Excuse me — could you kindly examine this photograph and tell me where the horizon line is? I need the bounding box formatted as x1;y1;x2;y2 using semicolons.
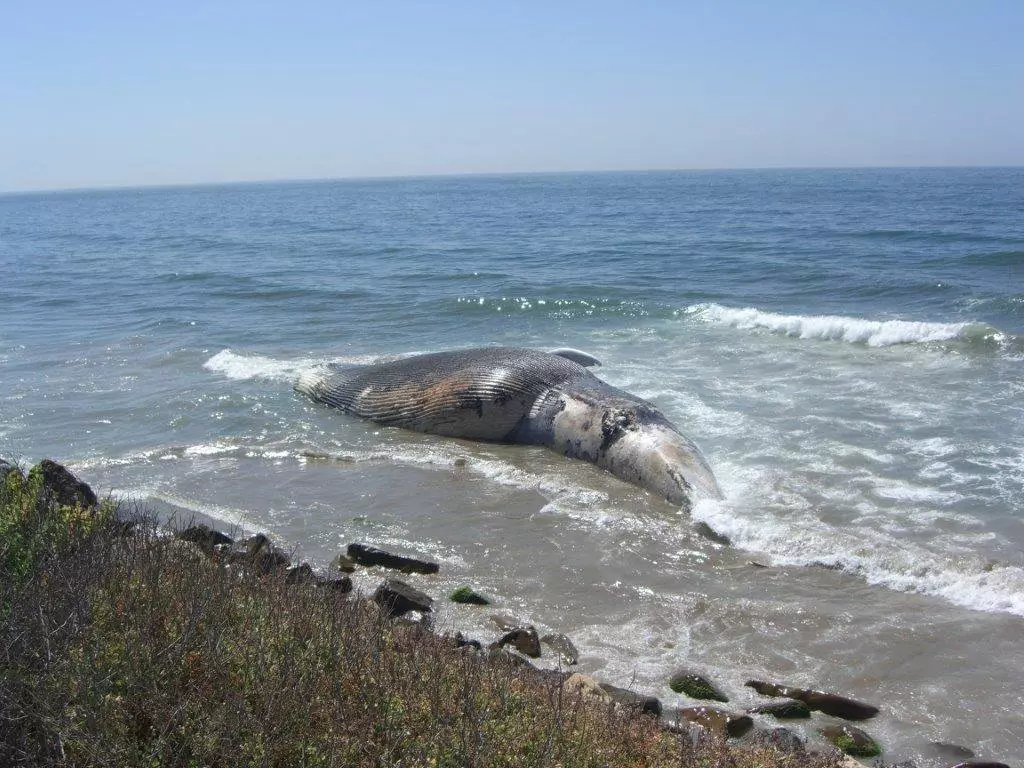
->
2;163;1022;198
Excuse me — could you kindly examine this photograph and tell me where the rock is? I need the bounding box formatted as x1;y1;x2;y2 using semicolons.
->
487;646;535;669
801;691;878;721
319;575;353;594
564;673;612;703
668;670;728;702
820;724;881;758
176;524;233;556
373;579;433;617
748;699;812;719
330;553;357;573
29;459;98;509
226;534;291;574
449;586;490;605
677;706;753;738
748;727;805;752
346;543;439;574
694;521;731;545
599;684;662;717
949;763;1011;768
285;563;316;585
453;632;482;651
496;626;541;658
163;538;212;568
744;680;878;720
540;633;579;665
745;680;795;698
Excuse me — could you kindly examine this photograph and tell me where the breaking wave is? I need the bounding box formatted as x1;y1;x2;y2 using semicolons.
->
685;303;1003;347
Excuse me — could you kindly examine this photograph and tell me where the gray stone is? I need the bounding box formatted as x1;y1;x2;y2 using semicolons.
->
496;626;541;658
599;683;662;717
748;699;812;719
227;533;291;574
373;579;434;617
749;727;805;752
677;706;754;738
347;543;439;574
176;524;233;556
540;632;579;665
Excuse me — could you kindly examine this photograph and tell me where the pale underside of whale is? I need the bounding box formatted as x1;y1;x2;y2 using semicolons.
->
295;347;721;510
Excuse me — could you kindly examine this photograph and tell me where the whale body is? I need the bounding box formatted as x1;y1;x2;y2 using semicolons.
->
295;347;720;510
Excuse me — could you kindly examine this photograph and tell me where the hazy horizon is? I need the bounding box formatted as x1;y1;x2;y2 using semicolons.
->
5;164;1024;198
3;1;1022;194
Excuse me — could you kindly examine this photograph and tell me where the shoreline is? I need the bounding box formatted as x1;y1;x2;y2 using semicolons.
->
3;457;1011;768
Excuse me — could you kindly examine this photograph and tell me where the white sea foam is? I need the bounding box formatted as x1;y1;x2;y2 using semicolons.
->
685;303;991;347
692;482;1024;617
203;349;321;382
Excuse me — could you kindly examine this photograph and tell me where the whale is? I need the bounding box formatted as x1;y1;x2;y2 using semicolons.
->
295;347;721;510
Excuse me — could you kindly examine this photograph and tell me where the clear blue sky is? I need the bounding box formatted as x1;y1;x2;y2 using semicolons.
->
2;1;1021;192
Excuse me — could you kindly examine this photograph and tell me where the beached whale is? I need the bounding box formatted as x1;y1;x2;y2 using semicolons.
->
295;347;720;510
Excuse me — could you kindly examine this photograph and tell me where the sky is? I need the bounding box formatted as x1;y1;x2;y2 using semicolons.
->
1;1;1022;192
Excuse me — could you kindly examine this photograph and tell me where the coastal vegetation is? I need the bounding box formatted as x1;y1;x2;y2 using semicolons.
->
0;459;850;767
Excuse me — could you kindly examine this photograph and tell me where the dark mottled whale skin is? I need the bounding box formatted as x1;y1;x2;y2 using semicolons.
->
295;347;721;509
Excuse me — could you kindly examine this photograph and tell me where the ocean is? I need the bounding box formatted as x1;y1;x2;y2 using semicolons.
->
1;168;1022;762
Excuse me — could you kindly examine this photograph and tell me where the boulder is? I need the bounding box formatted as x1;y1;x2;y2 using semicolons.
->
496;626;541;658
29;459;98;509
346;543;439;574
452;632;482;651
176;524;233;556
487;646;535;669
801;690;878;721
331;553;357;573
748;699;812;719
677;706;754;738
226;534;291;574
373;579;433;617
820;724;881;758
748;727;805;752
563;673;611;704
744;680;878;720
599;684;662;717
449;586;490;605
540;633;579;665
668;670;728;702
285;563;316;585
694;521;731;545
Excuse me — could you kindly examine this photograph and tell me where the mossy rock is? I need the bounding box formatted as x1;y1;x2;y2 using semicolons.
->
449;586;489;605
668;671;728;702
820;724;881;758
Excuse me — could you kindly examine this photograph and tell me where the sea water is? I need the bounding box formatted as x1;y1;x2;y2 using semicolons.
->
2;169;1022;762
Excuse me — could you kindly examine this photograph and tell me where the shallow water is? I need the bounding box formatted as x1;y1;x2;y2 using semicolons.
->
2;169;1023;762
